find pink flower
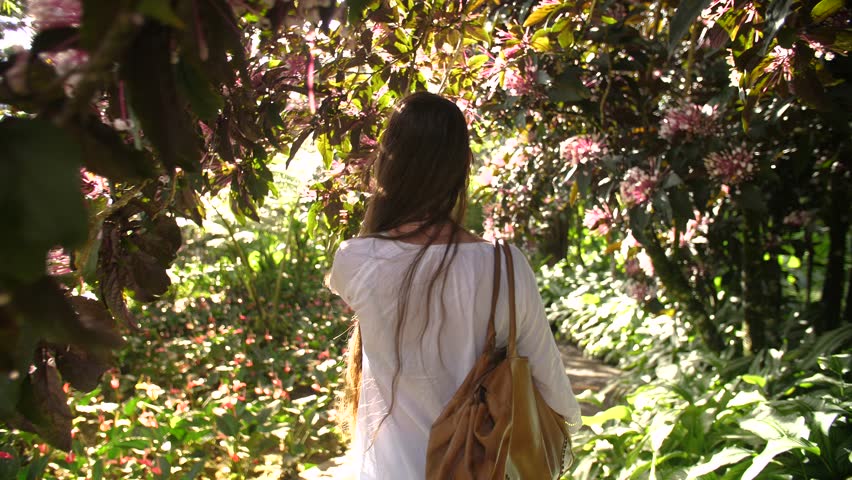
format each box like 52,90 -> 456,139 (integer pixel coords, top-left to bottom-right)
0,451 -> 13,460
46,248 -> 72,276
28,0 -> 81,30
659,103 -> 718,142
81,168 -> 109,199
765,45 -> 794,83
583,206 -> 611,236
783,210 -> 814,227
482,216 -> 514,241
560,135 -> 608,166
475,167 -> 495,187
625,258 -> 642,277
619,167 -> 656,206
681,213 -> 710,246
503,68 -> 532,96
625,279 -> 654,302
43,49 -> 89,77
704,145 -> 756,185
138,411 -> 158,429
636,251 -> 655,277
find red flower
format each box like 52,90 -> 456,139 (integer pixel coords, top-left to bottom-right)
0,451 -> 13,460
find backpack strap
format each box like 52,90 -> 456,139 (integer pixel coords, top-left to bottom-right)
498,240 -> 518,359
484,240 -> 502,352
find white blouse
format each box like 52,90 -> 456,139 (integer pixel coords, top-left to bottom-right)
328,237 -> 582,480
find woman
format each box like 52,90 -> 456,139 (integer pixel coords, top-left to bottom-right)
327,92 -> 581,479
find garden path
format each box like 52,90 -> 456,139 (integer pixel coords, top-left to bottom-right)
298,343 -> 621,480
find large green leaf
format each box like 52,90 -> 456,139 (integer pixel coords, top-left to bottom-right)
811,0 -> 844,22
582,405 -> 631,425
176,58 -> 224,123
0,118 -> 87,282
760,0 -> 794,55
548,68 -> 591,103
524,1 -> 564,27
121,25 -> 202,171
668,0 -> 713,52
685,447 -> 753,479
742,438 -> 817,480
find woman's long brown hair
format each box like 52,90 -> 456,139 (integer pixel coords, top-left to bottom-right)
336,92 -> 473,443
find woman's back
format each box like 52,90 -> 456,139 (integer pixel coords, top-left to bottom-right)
329,237 -> 581,480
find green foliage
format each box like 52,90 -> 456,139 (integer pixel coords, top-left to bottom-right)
0,197 -> 350,478
542,260 -> 852,479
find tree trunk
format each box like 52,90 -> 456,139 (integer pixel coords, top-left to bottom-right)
741,212 -> 768,353
845,239 -> 852,323
819,168 -> 849,333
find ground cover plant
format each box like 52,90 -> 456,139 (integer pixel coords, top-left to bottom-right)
2,185 -> 353,478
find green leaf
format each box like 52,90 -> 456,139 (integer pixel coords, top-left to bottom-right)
761,0 -> 794,55
137,0 -> 186,28
726,390 -> 765,407
16,360 -> 73,450
71,117 -> 156,181
557,28 -> 574,49
216,414 -> 239,437
548,67 -> 590,103
524,1 -> 563,27
530,31 -> 551,52
668,0 -> 713,52
121,24 -> 202,171
181,460 -> 206,480
91,460 -> 104,480
668,187 -> 693,234
686,447 -> 752,479
737,184 -> 767,214
742,374 -> 767,388
347,0 -> 371,24
80,0 -> 120,51
467,54 -> 489,70
582,405 -> 630,425
742,438 -> 812,480
287,128 -> 314,168
0,118 -> 87,282
175,58 -> 224,122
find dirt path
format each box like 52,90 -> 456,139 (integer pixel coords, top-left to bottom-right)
298,343 -> 620,479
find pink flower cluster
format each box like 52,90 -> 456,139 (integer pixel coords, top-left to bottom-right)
619,167 -> 656,207
765,45 -> 795,83
28,0 -> 81,30
582,206 -> 611,236
482,215 -> 515,242
703,145 -> 755,185
658,103 -> 718,142
559,135 -> 607,166
503,68 -> 533,96
783,210 -> 814,228
81,168 -> 109,199
47,248 -> 72,276
625,279 -> 655,303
